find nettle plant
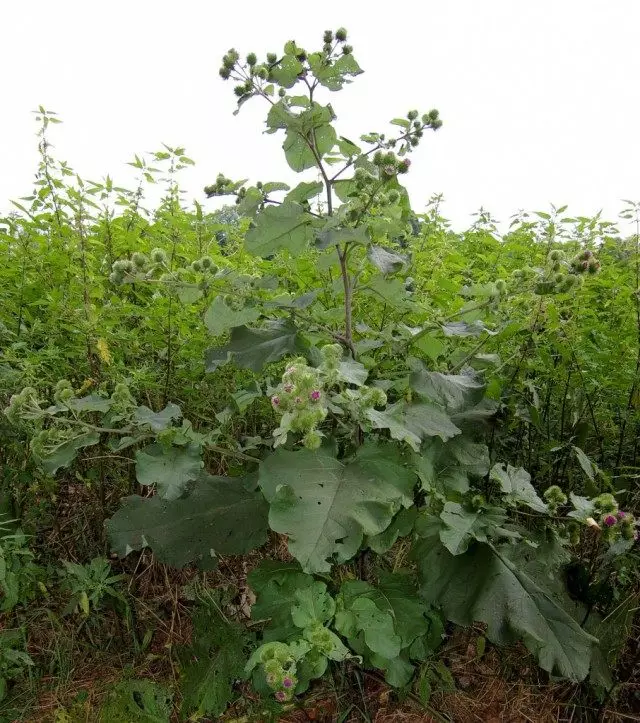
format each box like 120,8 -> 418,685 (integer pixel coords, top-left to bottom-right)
5,28 -> 638,700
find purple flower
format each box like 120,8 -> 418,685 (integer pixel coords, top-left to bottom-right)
282,676 -> 294,689
617,510 -> 626,520
603,514 -> 617,527
271,395 -> 280,407
310,390 -> 321,401
275,690 -> 287,702
284,383 -> 293,393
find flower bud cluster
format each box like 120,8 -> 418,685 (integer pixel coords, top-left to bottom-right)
271,344 -> 389,448
543,484 -> 568,514
110,382 -> 136,414
570,249 -> 600,275
255,643 -> 299,702
4,386 -> 40,425
271,358 -> 328,449
54,379 -> 74,405
372,150 -> 411,177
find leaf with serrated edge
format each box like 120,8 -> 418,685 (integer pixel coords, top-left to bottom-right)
259,443 -> 414,573
413,538 -> 597,681
106,474 -> 268,570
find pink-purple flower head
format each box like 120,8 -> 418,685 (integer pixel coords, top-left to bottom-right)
282,676 -> 294,689
603,514 -> 617,527
284,383 -> 294,393
271,395 -> 280,407
275,690 -> 288,702
617,510 -> 626,520
310,390 -> 321,402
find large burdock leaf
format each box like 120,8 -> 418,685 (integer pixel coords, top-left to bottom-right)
245,202 -> 314,257
335,573 -> 443,687
366,401 -> 461,451
413,538 -> 597,681
490,463 -> 548,513
414,437 -> 490,494
205,320 -> 307,373
259,443 -> 415,573
410,366 -> 485,414
203,296 -> 261,337
135,443 -> 203,501
106,474 -> 268,570
35,431 -> 100,475
438,502 -> 514,555
248,561 -> 315,642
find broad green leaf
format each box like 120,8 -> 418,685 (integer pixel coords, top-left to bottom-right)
248,561 -> 315,642
414,437 -> 490,494
245,202 -> 314,256
176,283 -> 203,304
284,124 -> 337,172
441,320 -> 494,337
231,382 -> 262,412
99,680 -> 172,723
366,401 -> 461,451
335,587 -> 401,659
367,506 -> 417,554
410,366 -> 485,413
413,539 -> 597,681
439,502 -> 510,555
490,463 -> 547,513
270,55 -> 303,88
36,431 -> 100,475
262,181 -> 290,193
315,226 -> 368,250
291,581 -> 336,628
203,296 -> 261,337
66,394 -> 112,413
133,403 -> 182,432
337,136 -> 361,156
258,442 -> 415,573
340,573 -> 431,649
236,186 -> 263,217
337,359 -> 368,386
135,443 -> 203,501
205,320 -> 307,373
285,181 -> 324,203
367,246 -> 408,275
106,474 -> 268,569
362,276 -> 409,307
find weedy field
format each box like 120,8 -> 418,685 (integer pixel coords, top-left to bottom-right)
0,27 -> 638,723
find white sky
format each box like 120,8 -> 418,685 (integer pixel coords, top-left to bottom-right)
1,0 -> 638,230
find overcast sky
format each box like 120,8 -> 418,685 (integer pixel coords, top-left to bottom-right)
1,0 -> 638,230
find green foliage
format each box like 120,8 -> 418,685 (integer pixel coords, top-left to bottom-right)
0,25 -> 639,720
258,442 -> 414,573
98,680 -> 172,723
178,599 -> 250,719
413,536 -> 597,681
0,629 -> 33,703
106,473 -> 268,569
58,557 -> 126,616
